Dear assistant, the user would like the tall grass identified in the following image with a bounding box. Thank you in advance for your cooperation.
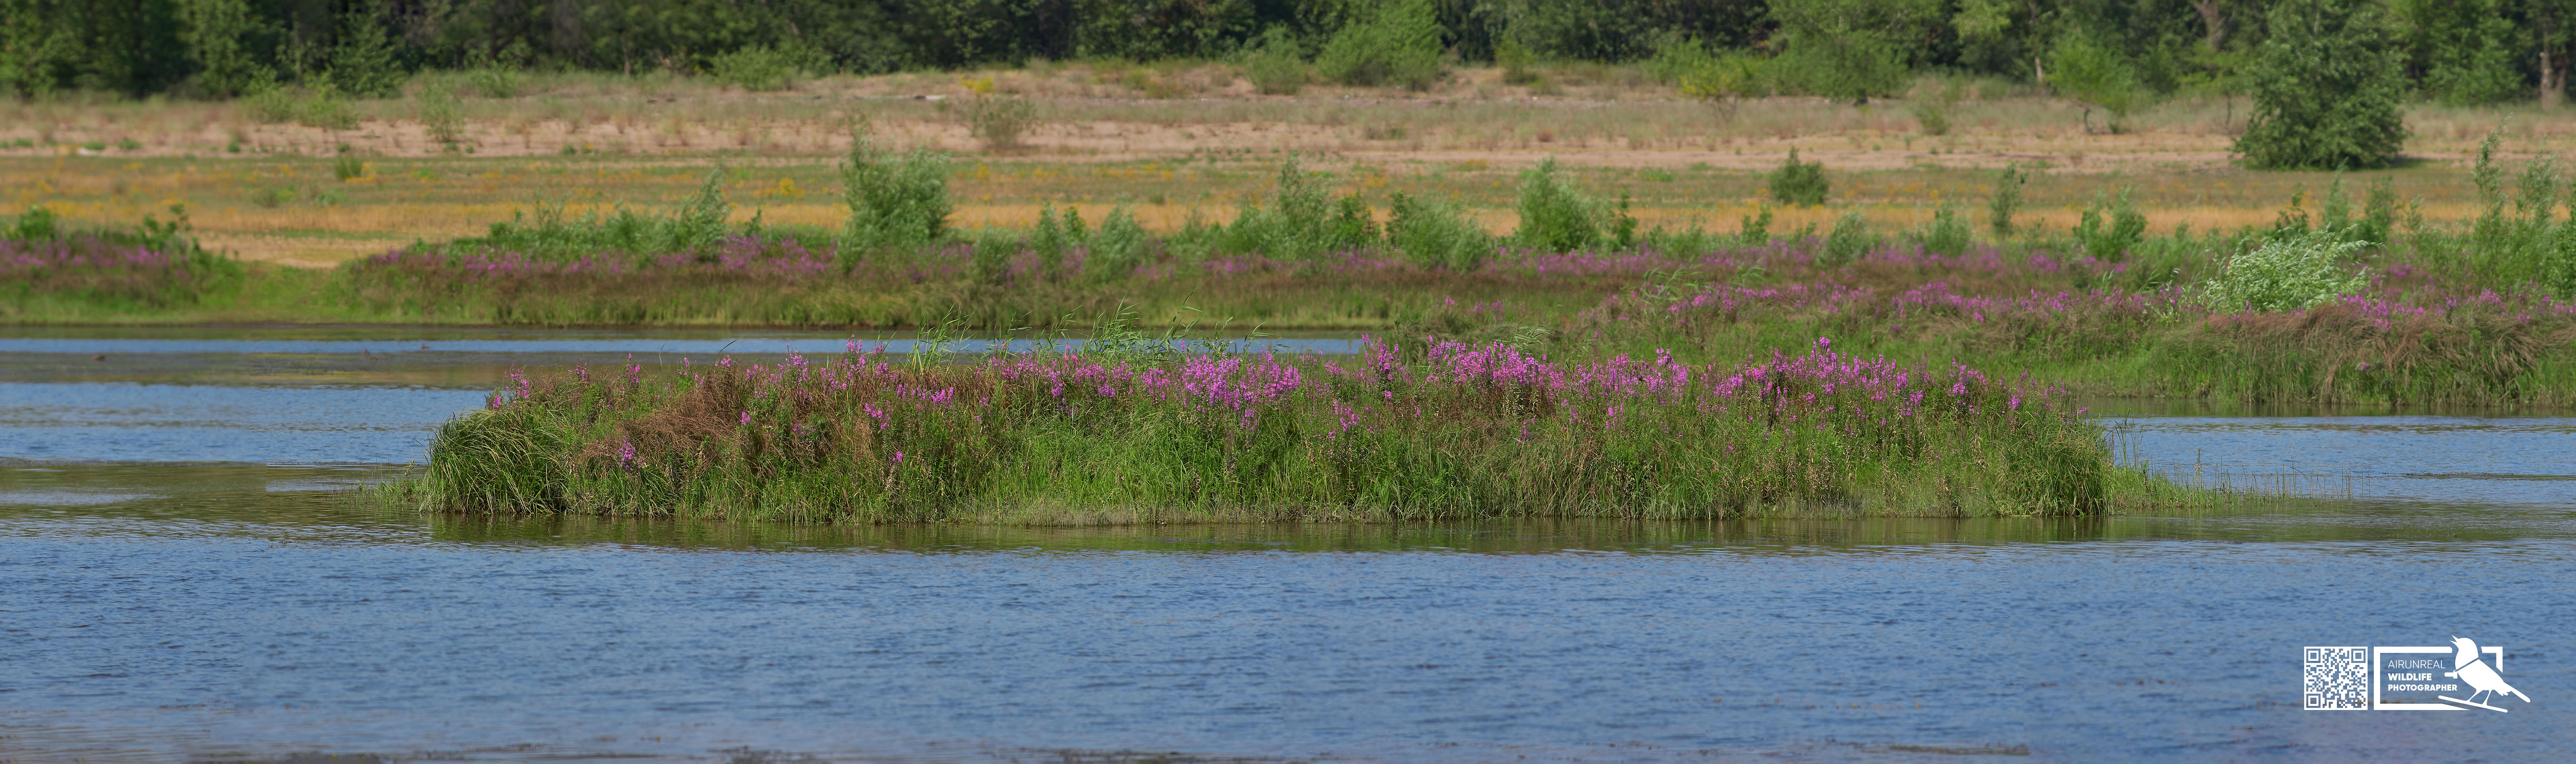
[391,337,2182,522]
[0,204,241,315]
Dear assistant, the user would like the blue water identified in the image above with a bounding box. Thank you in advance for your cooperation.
[2,328,2572,762]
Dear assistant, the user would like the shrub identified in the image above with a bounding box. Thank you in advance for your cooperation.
[840,123,951,253]
[2072,190,2147,261]
[1387,191,1493,270]
[1677,50,1767,103]
[1497,39,1544,86]
[1988,164,2025,235]
[2234,0,2408,169]
[1515,158,1602,252]
[2547,222,2576,299]
[324,10,404,98]
[242,86,298,124]
[964,95,1038,152]
[2202,230,2370,311]
[1820,210,1874,266]
[418,84,465,146]
[468,64,523,99]
[709,45,815,92]
[1314,0,1446,90]
[1642,35,1717,85]
[1089,204,1149,282]
[1919,204,1970,256]
[333,154,366,181]
[1766,0,1926,104]
[1240,27,1307,95]
[2049,30,2147,134]
[1769,149,1828,206]
[1220,154,1338,258]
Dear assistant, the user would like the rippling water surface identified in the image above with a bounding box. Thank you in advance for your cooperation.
[3,328,2571,762]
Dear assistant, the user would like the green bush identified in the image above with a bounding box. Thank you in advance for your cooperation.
[324,10,405,98]
[467,65,523,99]
[1919,204,1970,256]
[1219,154,1338,258]
[1766,0,1928,105]
[1387,191,1493,270]
[964,95,1038,152]
[418,84,465,146]
[1314,0,1446,90]
[2049,31,2147,134]
[2072,190,2147,261]
[1988,164,2025,235]
[1497,39,1544,86]
[709,44,818,92]
[1769,149,1828,206]
[1820,210,1874,266]
[2202,230,2370,311]
[1240,27,1307,95]
[333,154,366,181]
[1514,158,1603,252]
[2234,0,2409,169]
[1088,204,1150,282]
[840,124,952,253]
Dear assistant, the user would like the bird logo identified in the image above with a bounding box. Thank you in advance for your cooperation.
[2439,636,2533,713]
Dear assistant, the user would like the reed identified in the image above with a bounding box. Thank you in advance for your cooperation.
[388,337,2195,522]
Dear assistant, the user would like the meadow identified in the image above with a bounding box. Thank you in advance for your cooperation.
[8,64,2576,415]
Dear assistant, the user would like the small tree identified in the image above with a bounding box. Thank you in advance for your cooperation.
[325,6,404,98]
[842,121,952,253]
[1240,27,1307,95]
[2049,31,2147,134]
[1766,0,1937,105]
[2234,0,2409,170]
[1770,149,1829,206]
[1315,0,1446,90]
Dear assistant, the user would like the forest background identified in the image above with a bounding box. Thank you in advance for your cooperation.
[4,0,2572,109]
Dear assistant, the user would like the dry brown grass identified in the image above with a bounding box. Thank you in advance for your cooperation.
[1,64,2560,265]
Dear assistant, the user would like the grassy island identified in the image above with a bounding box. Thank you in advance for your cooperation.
[391,336,2191,521]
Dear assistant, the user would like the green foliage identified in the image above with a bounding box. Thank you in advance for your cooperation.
[1765,0,1937,104]
[7,205,62,240]
[2072,190,2147,261]
[1918,204,1970,256]
[332,154,366,181]
[1988,164,2026,236]
[1768,149,1829,206]
[2202,230,2370,311]
[840,122,952,253]
[404,341,2143,520]
[1676,49,1767,102]
[2356,175,2400,246]
[467,62,522,99]
[325,8,404,98]
[2050,30,2147,134]
[964,95,1039,152]
[1240,27,1307,95]
[1220,154,1342,258]
[455,168,749,260]
[418,84,465,146]
[2234,0,2410,170]
[1088,204,1150,282]
[1738,205,1774,245]
[709,44,825,92]
[1514,158,1603,251]
[177,0,271,97]
[1386,191,1493,270]
[1642,35,1717,85]
[1820,210,1874,266]
[2400,0,2528,106]
[1909,79,1959,136]
[1314,0,1445,90]
[1496,38,1543,86]
[246,84,360,129]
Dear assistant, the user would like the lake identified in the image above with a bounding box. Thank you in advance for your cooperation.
[4,327,2570,761]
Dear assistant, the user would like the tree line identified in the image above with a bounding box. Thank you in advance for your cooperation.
[1,0,2568,106]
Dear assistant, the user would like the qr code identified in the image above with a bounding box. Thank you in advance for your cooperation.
[2305,646,2370,710]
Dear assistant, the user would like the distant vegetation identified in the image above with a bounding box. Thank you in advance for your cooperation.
[393,336,2185,521]
[7,0,2569,122]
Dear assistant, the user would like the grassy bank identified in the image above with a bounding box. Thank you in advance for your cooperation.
[387,337,2197,522]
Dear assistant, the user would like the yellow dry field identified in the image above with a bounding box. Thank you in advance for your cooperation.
[2,64,2563,267]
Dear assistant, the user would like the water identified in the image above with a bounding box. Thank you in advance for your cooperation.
[4,328,2573,762]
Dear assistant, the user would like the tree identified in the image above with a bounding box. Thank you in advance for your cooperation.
[2050,29,2148,133]
[1767,0,1938,105]
[2235,0,2410,170]
[178,0,270,97]
[2398,0,2529,105]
